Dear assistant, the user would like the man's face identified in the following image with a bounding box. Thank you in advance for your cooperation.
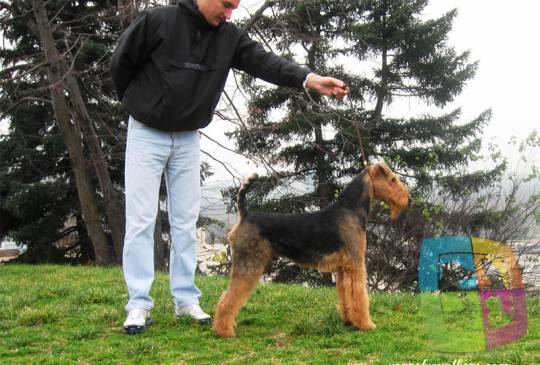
[197,0,240,26]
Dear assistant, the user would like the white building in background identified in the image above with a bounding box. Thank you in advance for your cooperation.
[196,221,231,274]
[0,239,26,250]
[0,239,27,263]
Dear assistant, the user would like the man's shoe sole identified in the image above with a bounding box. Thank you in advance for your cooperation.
[124,319,154,335]
[175,314,211,323]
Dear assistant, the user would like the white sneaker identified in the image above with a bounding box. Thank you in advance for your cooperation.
[123,308,153,335]
[175,304,211,323]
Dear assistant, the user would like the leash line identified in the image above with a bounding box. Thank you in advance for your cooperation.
[303,87,369,168]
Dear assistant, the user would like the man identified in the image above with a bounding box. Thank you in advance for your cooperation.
[110,0,349,335]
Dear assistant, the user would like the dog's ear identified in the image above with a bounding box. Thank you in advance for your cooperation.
[377,163,388,176]
[372,162,389,177]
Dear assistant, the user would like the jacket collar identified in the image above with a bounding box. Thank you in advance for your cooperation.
[178,0,223,30]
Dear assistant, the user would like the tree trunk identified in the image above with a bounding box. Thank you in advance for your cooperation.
[31,0,125,263]
[314,124,334,286]
[314,124,332,209]
[63,69,126,264]
[372,8,390,126]
[117,0,138,29]
[154,208,169,272]
[76,214,93,263]
[372,45,389,124]
[307,33,334,286]
[32,0,114,265]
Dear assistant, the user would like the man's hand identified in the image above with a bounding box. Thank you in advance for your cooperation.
[305,73,349,99]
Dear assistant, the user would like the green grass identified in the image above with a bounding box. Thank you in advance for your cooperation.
[0,264,538,364]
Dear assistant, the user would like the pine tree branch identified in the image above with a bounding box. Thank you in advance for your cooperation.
[242,0,274,32]
[200,131,241,156]
[201,149,243,183]
[220,90,285,178]
[0,1,11,10]
[0,97,52,120]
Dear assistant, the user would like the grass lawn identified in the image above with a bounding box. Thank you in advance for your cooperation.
[0,264,538,364]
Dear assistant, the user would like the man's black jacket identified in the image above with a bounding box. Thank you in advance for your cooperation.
[110,0,310,131]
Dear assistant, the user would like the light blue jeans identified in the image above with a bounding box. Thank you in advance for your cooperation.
[123,116,202,311]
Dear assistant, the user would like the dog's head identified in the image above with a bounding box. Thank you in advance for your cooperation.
[367,162,409,219]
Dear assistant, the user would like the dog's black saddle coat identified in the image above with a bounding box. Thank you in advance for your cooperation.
[245,174,370,264]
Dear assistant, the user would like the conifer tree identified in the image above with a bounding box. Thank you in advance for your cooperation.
[1,0,124,263]
[225,0,504,287]
[1,0,219,265]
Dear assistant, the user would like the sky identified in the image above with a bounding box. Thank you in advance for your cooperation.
[200,0,540,187]
[422,0,539,144]
[1,0,538,218]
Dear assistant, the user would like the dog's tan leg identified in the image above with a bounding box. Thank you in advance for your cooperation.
[343,266,376,331]
[213,246,267,338]
[335,270,351,325]
[213,267,263,338]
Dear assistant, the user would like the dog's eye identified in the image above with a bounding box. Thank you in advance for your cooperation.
[391,177,397,183]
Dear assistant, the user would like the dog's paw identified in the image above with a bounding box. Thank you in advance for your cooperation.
[357,321,376,331]
[339,316,352,326]
[212,323,236,338]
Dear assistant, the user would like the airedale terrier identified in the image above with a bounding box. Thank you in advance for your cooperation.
[213,162,409,337]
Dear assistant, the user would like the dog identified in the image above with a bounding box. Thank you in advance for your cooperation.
[213,162,409,337]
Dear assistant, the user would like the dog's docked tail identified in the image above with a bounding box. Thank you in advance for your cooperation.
[237,173,258,221]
